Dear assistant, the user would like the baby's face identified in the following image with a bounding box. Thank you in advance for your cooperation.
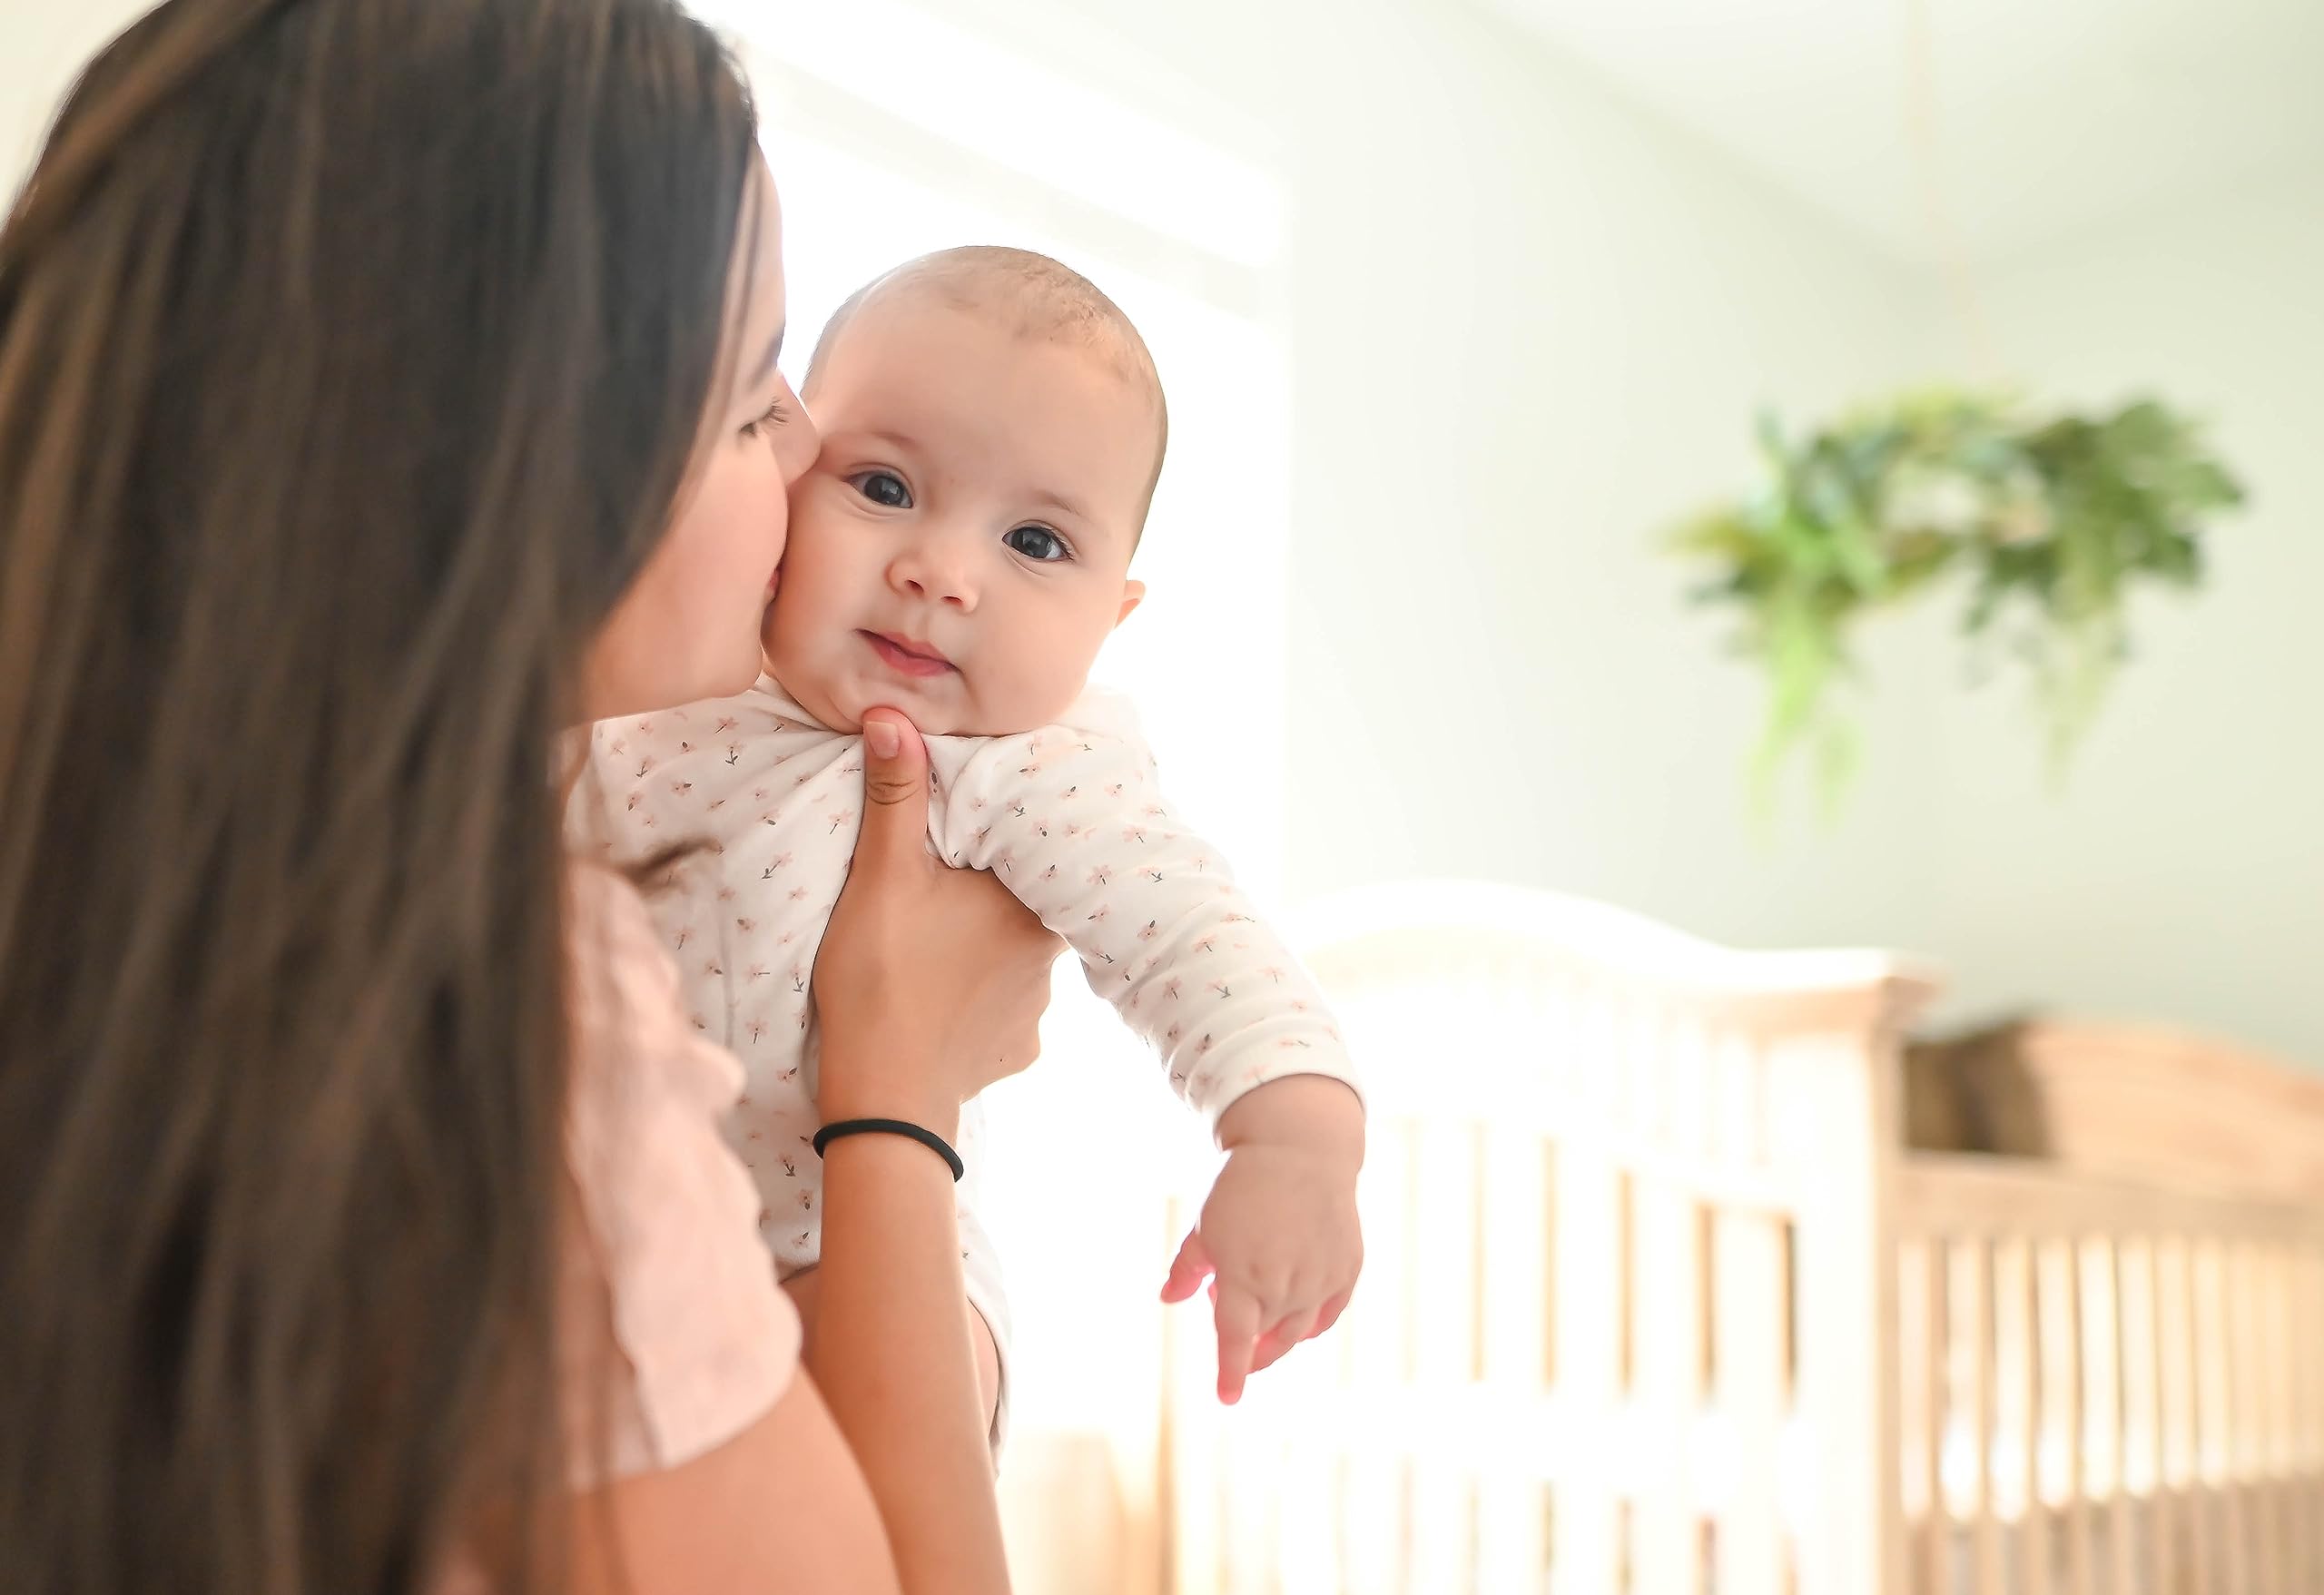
[763,295,1153,735]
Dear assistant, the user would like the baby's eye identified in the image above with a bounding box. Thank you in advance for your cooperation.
[848,470,911,509]
[1005,524,1071,563]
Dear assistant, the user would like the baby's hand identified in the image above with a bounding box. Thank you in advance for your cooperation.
[1161,1076,1364,1404]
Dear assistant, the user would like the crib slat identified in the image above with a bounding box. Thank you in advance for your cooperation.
[2118,1240,2165,1595]
[1476,1124,1551,1595]
[1337,1450,1403,1595]
[1711,1207,1783,1595]
[2286,1249,2308,1593]
[1552,1139,1623,1595]
[2193,1245,2250,1595]
[2004,1240,2050,1595]
[1343,1121,1413,1595]
[2299,1248,2324,1594]
[2273,1245,2304,1595]
[2166,1238,2211,1595]
[1274,1432,1337,1595]
[2079,1240,2131,1595]
[2266,1244,2299,1595]
[2192,1242,2230,1595]
[2040,1240,2094,1595]
[2233,1244,2275,1595]
[1410,1118,1478,1595]
[2148,1236,2178,1595]
[2247,1245,2280,1595]
[1961,1240,2002,1595]
[2260,1243,2287,1595]
[1633,1176,1703,1595]
[2220,1243,2252,1595]
[2298,1249,2324,1595]
[1218,1405,1281,1595]
[2110,1245,2137,1595]
[2291,1246,2316,1592]
[1921,1238,1950,1595]
[2153,1237,2195,1595]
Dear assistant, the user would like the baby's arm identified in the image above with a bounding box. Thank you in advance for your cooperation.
[939,721,1364,1401]
[938,724,1356,1112]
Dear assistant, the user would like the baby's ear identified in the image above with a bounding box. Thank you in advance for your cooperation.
[1116,579,1147,628]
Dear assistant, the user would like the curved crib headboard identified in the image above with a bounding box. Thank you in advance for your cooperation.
[1283,877,1940,1134]
[1167,878,1941,1595]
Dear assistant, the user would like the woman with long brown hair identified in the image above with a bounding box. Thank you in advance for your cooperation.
[0,1,1049,1590]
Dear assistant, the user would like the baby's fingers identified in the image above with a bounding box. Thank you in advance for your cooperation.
[1247,1314,1305,1379]
[1251,1298,1326,1373]
[1160,1229,1214,1305]
[1213,1285,1265,1405]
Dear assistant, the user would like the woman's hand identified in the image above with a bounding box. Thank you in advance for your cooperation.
[814,708,1063,1135]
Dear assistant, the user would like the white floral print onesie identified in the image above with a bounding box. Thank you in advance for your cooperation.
[575,675,1358,1409]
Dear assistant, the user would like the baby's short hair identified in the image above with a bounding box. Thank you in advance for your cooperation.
[803,245,1169,533]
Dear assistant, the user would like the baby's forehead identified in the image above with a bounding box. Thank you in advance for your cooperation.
[823,273,1152,399]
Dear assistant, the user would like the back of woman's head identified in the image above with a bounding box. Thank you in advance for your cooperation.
[0,2,757,1590]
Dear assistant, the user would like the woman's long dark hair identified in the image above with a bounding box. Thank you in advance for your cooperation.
[0,2,758,1590]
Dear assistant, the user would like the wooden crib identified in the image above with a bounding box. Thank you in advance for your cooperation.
[1160,881,2324,1595]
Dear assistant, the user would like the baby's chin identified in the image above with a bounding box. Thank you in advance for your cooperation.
[828,682,1068,741]
[760,657,966,738]
[765,635,1087,737]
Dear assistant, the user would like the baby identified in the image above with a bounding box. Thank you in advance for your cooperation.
[581,246,1364,1435]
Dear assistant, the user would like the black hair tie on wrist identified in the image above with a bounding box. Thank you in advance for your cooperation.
[812,1117,965,1182]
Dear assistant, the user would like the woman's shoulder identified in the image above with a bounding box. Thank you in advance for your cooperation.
[558,861,799,1485]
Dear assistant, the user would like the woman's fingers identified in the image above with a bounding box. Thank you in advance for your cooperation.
[852,708,931,873]
[815,706,1065,1113]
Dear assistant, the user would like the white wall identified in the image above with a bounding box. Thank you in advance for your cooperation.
[1922,167,2324,1063]
[943,0,1950,954]
[1,0,125,186]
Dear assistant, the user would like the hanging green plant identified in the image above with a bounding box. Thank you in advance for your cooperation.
[1669,390,2244,810]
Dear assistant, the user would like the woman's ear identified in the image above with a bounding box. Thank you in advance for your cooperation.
[1116,579,1147,628]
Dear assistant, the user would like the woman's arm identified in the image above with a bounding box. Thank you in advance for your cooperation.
[569,1133,1010,1595]
[572,1377,900,1595]
[809,1131,1004,1588]
[803,710,1059,1595]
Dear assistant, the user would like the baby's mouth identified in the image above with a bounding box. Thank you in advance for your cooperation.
[862,630,956,679]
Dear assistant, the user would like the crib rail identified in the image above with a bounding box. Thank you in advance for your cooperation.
[1896,1157,2324,1595]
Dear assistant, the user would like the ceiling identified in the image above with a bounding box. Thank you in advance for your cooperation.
[1479,0,2324,267]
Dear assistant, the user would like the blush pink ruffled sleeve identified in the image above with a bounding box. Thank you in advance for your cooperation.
[556,862,801,1482]
[436,866,800,1594]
